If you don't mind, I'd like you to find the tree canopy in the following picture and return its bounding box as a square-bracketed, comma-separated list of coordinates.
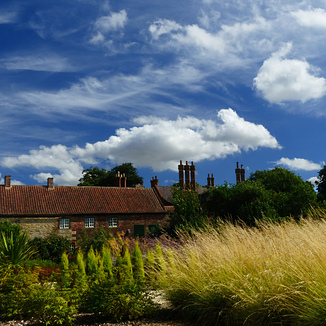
[205, 167, 317, 224]
[316, 165, 326, 203]
[78, 163, 143, 187]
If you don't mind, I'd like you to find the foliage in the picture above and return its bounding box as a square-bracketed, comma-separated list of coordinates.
[0, 230, 37, 268]
[249, 167, 317, 217]
[0, 220, 22, 236]
[168, 186, 207, 235]
[29, 234, 72, 263]
[158, 218, 326, 326]
[77, 226, 112, 253]
[131, 241, 145, 286]
[316, 165, 326, 203]
[78, 163, 143, 187]
[206, 167, 317, 223]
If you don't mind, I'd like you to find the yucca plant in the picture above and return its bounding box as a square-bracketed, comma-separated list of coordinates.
[0, 231, 37, 268]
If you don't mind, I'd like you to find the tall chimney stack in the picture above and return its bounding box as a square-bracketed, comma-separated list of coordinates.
[235, 162, 241, 184]
[151, 176, 159, 188]
[4, 175, 11, 189]
[178, 160, 184, 189]
[47, 177, 54, 190]
[184, 161, 190, 189]
[190, 161, 196, 189]
[240, 164, 245, 183]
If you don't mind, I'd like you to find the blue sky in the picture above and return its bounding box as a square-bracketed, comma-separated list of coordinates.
[0, 0, 325, 187]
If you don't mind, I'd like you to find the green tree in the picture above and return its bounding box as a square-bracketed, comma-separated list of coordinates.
[168, 186, 207, 235]
[249, 167, 317, 217]
[206, 167, 317, 223]
[316, 165, 326, 203]
[78, 163, 143, 187]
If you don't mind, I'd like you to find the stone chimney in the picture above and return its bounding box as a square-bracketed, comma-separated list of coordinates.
[235, 162, 241, 184]
[178, 160, 184, 189]
[4, 175, 11, 189]
[151, 176, 159, 188]
[47, 177, 54, 190]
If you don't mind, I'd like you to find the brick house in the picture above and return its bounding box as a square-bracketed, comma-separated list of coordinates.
[0, 175, 169, 244]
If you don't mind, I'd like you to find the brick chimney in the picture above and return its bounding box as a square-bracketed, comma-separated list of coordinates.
[235, 162, 241, 184]
[47, 177, 54, 190]
[178, 160, 184, 189]
[121, 173, 127, 187]
[210, 174, 215, 187]
[185, 161, 190, 189]
[4, 175, 11, 189]
[151, 176, 159, 188]
[190, 161, 196, 189]
[240, 164, 245, 182]
[115, 171, 121, 187]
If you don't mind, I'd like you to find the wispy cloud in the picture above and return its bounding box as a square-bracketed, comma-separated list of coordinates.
[1, 54, 74, 72]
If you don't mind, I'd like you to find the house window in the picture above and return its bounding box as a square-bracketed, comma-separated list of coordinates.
[59, 218, 70, 229]
[85, 217, 95, 228]
[108, 217, 118, 228]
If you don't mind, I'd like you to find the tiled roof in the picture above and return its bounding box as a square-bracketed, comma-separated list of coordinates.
[0, 185, 166, 216]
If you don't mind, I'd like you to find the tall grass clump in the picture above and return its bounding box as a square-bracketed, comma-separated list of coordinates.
[159, 218, 326, 326]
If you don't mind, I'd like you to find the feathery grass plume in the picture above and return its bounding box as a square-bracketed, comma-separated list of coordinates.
[154, 243, 166, 276]
[131, 241, 145, 287]
[158, 219, 326, 326]
[86, 246, 98, 276]
[144, 249, 155, 286]
[102, 245, 113, 278]
[120, 245, 133, 285]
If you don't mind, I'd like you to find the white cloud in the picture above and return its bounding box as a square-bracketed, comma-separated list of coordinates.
[0, 12, 16, 24]
[1, 55, 74, 72]
[90, 9, 127, 45]
[1, 145, 84, 186]
[149, 19, 182, 40]
[254, 43, 326, 103]
[275, 157, 323, 171]
[292, 8, 326, 29]
[0, 109, 280, 185]
[308, 176, 318, 186]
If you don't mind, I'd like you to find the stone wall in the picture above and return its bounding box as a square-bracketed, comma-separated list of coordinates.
[0, 217, 58, 239]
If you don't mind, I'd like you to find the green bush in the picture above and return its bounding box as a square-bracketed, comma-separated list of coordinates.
[29, 234, 71, 263]
[77, 227, 112, 253]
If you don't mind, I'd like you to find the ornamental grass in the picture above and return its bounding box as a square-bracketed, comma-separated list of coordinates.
[159, 217, 326, 326]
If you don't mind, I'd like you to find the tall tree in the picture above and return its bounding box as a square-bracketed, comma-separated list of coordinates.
[78, 163, 143, 187]
[206, 167, 317, 223]
[316, 165, 326, 203]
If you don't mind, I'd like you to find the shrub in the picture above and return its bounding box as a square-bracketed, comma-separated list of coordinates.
[29, 234, 71, 263]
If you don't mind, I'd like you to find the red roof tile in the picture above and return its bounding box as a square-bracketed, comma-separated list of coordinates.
[0, 185, 166, 216]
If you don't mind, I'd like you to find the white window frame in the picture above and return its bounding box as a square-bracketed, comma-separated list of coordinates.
[59, 218, 70, 229]
[85, 217, 95, 228]
[108, 217, 118, 228]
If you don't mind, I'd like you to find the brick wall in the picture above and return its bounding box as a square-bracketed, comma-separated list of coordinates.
[0, 212, 169, 243]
